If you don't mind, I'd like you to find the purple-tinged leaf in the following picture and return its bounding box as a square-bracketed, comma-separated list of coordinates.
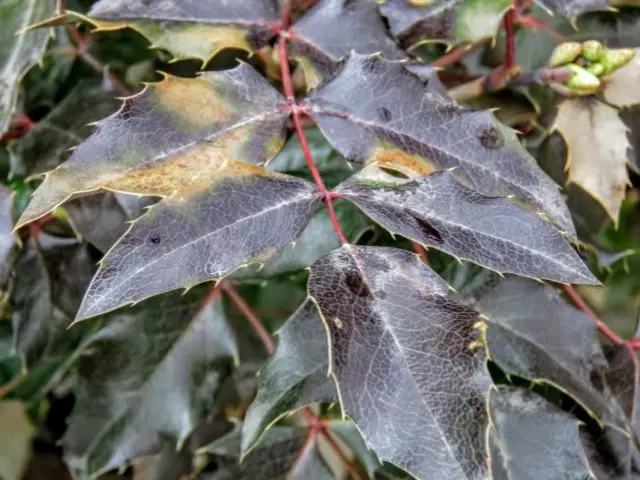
[290, 0, 405, 89]
[0, 187, 17, 288]
[580, 425, 640, 480]
[488, 386, 591, 479]
[308, 245, 490, 480]
[242, 300, 337, 455]
[63, 287, 237, 478]
[337, 166, 597, 284]
[17, 63, 290, 229]
[534, 0, 610, 21]
[75, 173, 321, 321]
[307, 53, 576, 237]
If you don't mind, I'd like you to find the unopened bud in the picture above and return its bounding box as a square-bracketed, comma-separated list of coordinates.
[549, 42, 582, 67]
[585, 62, 605, 77]
[581, 40, 604, 61]
[566, 64, 601, 95]
[601, 48, 635, 75]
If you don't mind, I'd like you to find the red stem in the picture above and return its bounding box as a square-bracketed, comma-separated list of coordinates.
[278, 35, 347, 245]
[431, 44, 476, 69]
[412, 241, 429, 265]
[503, 8, 517, 70]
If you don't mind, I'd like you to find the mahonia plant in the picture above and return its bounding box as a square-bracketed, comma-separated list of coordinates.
[2, 0, 640, 479]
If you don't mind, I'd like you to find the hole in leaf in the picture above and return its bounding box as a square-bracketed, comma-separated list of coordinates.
[409, 213, 444, 245]
[377, 107, 392, 123]
[478, 126, 504, 149]
[149, 235, 162, 245]
[344, 270, 373, 298]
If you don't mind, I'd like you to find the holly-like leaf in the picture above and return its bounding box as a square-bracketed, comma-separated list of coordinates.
[488, 385, 592, 479]
[337, 166, 597, 284]
[201, 423, 333, 480]
[289, 0, 405, 90]
[0, 0, 55, 134]
[17, 63, 290, 228]
[242, 300, 337, 455]
[552, 97, 631, 223]
[76, 172, 321, 321]
[379, 0, 511, 46]
[475, 277, 629, 431]
[307, 52, 576, 237]
[308, 245, 491, 480]
[534, 0, 610, 21]
[8, 82, 122, 178]
[41, 0, 279, 64]
[0, 188, 17, 289]
[581, 425, 640, 479]
[63, 286, 237, 478]
[603, 48, 640, 109]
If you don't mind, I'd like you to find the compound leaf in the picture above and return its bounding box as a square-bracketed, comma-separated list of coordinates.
[201, 423, 333, 480]
[0, 0, 55, 134]
[307, 53, 576, 237]
[76, 172, 321, 320]
[488, 385, 592, 480]
[475, 277, 629, 431]
[242, 300, 337, 455]
[64, 286, 237, 478]
[290, 0, 405, 90]
[337, 166, 597, 284]
[17, 63, 289, 228]
[43, 0, 279, 64]
[552, 97, 631, 223]
[308, 245, 491, 480]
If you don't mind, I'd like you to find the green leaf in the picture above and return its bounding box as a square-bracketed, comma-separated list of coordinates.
[603, 48, 640, 108]
[452, 0, 512, 44]
[17, 63, 290, 228]
[0, 0, 56, 134]
[41, 0, 279, 64]
[307, 52, 577, 237]
[337, 166, 597, 284]
[475, 277, 629, 431]
[289, 0, 405, 90]
[488, 385, 592, 479]
[201, 423, 333, 480]
[308, 245, 491, 480]
[0, 187, 17, 289]
[242, 300, 337, 455]
[534, 0, 611, 21]
[63, 286, 237, 478]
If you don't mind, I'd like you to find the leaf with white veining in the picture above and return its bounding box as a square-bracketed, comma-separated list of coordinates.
[309, 245, 491, 480]
[534, 0, 610, 21]
[307, 53, 576, 237]
[337, 166, 597, 284]
[64, 286, 237, 478]
[0, 188, 17, 289]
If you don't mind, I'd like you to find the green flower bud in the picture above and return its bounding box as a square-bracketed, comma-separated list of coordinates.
[600, 48, 635, 75]
[549, 42, 582, 67]
[581, 40, 604, 62]
[585, 62, 605, 77]
[565, 64, 601, 95]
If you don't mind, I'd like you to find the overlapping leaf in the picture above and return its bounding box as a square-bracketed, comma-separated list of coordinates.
[40, 0, 279, 64]
[0, 0, 55, 134]
[242, 300, 337, 454]
[603, 48, 640, 108]
[63, 287, 237, 478]
[0, 188, 17, 289]
[289, 0, 405, 89]
[200, 423, 333, 479]
[306, 52, 576, 237]
[475, 277, 629, 430]
[17, 63, 290, 227]
[379, 0, 511, 46]
[534, 0, 610, 21]
[308, 245, 491, 480]
[488, 385, 592, 479]
[337, 166, 597, 283]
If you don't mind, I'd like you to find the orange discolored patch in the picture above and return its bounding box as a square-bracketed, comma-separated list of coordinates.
[368, 143, 437, 178]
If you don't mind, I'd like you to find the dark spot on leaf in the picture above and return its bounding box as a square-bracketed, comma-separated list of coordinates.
[408, 212, 443, 245]
[377, 107, 392, 123]
[478, 126, 504, 149]
[344, 270, 372, 298]
[149, 235, 161, 245]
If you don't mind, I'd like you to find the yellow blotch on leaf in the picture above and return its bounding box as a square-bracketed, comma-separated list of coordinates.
[368, 142, 437, 178]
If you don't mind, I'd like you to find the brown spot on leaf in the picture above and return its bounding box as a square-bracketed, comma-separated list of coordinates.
[478, 126, 504, 149]
[344, 270, 373, 298]
[369, 143, 436, 178]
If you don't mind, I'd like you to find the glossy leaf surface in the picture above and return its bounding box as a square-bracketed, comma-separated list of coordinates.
[534, 0, 610, 20]
[309, 245, 490, 480]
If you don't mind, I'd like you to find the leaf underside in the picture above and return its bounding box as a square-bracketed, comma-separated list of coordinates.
[308, 245, 491, 480]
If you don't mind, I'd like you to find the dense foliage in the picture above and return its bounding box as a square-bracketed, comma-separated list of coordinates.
[1, 0, 640, 479]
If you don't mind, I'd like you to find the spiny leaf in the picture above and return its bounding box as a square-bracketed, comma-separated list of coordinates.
[290, 0, 405, 90]
[0, 188, 17, 289]
[17, 63, 290, 229]
[308, 245, 491, 480]
[534, 0, 611, 21]
[76, 172, 321, 321]
[337, 166, 597, 284]
[0, 0, 55, 134]
[552, 97, 631, 223]
[488, 385, 592, 479]
[307, 52, 576, 237]
[475, 277, 629, 431]
[201, 423, 333, 480]
[63, 286, 237, 478]
[603, 48, 640, 108]
[242, 300, 337, 455]
[41, 0, 279, 64]
[379, 0, 511, 46]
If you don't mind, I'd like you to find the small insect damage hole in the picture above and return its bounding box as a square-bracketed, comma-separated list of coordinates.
[344, 270, 373, 298]
[478, 126, 505, 150]
[377, 107, 392, 123]
[149, 234, 162, 245]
